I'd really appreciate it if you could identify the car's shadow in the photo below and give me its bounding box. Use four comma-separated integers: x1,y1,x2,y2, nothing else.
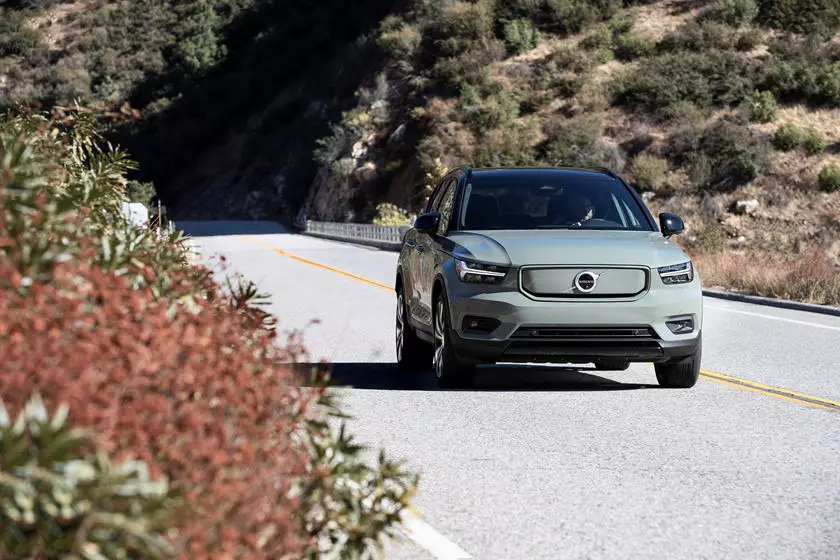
297,362,658,392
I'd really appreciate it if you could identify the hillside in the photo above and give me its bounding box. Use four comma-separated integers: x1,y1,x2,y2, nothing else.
2,0,839,304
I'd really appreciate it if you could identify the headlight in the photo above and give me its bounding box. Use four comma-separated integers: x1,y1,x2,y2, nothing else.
456,259,508,284
657,261,693,285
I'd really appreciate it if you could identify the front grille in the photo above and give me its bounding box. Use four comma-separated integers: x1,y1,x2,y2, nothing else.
504,325,663,360
511,326,658,340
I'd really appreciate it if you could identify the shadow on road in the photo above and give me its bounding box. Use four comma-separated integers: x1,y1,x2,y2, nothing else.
175,220,289,237
299,362,658,392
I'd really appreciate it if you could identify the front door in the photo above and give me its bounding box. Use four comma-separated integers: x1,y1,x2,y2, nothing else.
418,177,457,328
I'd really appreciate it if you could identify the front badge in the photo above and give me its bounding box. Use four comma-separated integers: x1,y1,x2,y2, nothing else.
573,270,600,293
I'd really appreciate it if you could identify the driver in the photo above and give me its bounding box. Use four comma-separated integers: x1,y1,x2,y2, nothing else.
552,191,594,224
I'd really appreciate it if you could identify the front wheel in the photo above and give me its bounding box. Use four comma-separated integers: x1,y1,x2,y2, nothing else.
433,292,475,388
396,289,432,370
655,336,701,388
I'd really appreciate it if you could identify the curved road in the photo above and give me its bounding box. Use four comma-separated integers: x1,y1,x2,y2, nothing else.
181,221,840,560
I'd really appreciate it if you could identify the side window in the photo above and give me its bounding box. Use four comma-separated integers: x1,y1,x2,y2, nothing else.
437,179,457,236
426,178,447,214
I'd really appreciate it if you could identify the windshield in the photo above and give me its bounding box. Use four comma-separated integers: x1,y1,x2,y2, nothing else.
457,173,653,231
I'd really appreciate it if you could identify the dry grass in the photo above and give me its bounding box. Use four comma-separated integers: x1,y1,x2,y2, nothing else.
692,249,840,307
757,104,840,145
632,0,698,41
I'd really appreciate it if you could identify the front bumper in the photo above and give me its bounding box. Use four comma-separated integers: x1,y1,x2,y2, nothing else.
445,271,703,365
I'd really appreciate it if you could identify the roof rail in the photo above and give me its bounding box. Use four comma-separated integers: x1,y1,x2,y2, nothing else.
597,167,620,180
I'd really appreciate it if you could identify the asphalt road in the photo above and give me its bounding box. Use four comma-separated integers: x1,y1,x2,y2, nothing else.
180,221,840,560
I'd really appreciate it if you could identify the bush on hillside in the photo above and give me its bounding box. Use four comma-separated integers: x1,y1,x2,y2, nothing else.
802,128,827,155
758,38,840,106
615,51,754,111
503,18,541,54
757,0,840,36
373,202,412,225
499,0,621,35
614,33,656,60
773,122,805,150
657,21,737,52
818,162,840,192
540,115,626,171
580,24,613,50
709,0,760,26
742,90,779,123
735,28,764,51
630,153,669,191
472,119,540,167
379,17,423,63
697,120,774,189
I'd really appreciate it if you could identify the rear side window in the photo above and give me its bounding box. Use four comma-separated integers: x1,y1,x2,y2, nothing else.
436,178,457,235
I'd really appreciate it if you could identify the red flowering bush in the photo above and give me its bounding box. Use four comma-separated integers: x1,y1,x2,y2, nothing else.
0,107,417,558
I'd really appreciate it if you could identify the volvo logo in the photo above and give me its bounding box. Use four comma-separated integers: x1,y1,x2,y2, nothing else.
573,270,600,293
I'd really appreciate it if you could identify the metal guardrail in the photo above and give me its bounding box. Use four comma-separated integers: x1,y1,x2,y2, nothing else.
304,220,410,250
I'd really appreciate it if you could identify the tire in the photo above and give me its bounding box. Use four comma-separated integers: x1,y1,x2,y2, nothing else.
433,291,475,389
396,288,432,370
655,335,702,389
594,359,630,371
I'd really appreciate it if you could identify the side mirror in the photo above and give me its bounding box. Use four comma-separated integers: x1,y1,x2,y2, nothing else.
659,213,684,237
414,212,440,234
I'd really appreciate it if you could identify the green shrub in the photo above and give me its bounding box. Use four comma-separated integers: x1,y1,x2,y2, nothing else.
818,162,840,192
757,0,840,36
699,120,773,188
0,395,177,558
373,202,412,225
125,180,158,209
472,119,540,167
614,33,656,60
802,128,827,155
456,85,521,129
533,59,584,97
615,51,753,111
630,153,669,190
735,28,764,51
432,39,506,88
742,90,779,123
658,100,708,126
657,21,736,52
773,122,805,150
539,115,626,171
758,38,840,106
504,18,541,54
172,2,226,73
580,24,613,50
537,0,622,35
712,0,760,26
378,20,423,62
331,157,357,180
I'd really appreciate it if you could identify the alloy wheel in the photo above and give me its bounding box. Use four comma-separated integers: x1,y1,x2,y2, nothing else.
396,292,405,363
433,299,445,378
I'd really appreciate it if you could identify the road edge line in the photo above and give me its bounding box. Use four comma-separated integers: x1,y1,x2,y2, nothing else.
399,511,472,559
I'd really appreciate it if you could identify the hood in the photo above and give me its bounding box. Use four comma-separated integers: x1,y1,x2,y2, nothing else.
447,229,690,268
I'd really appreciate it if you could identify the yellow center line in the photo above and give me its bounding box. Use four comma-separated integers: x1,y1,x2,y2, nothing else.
242,235,839,413
240,235,394,291
698,375,837,412
700,369,840,411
